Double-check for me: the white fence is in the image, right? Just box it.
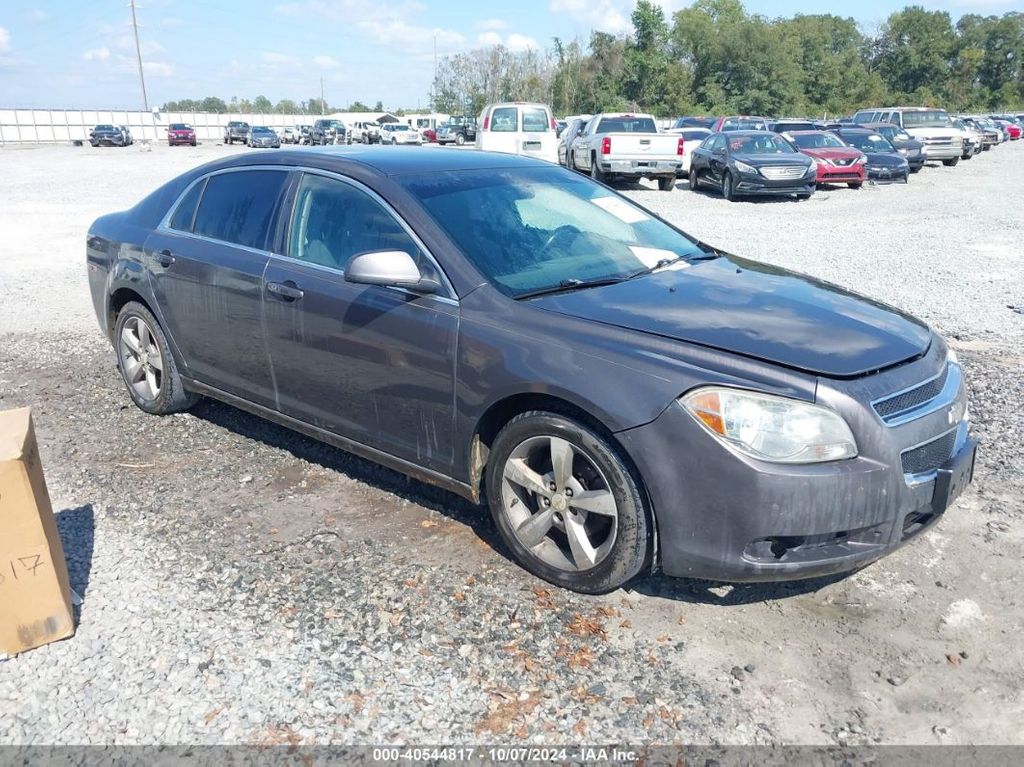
[0,109,321,144]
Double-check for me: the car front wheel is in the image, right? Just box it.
[486,412,651,594]
[722,171,736,201]
[115,302,197,415]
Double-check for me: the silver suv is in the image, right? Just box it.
[852,107,963,166]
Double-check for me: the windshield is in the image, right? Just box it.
[791,132,845,149]
[902,110,950,128]
[169,123,190,130]
[673,117,716,129]
[402,167,704,298]
[598,116,657,133]
[843,133,894,153]
[721,117,765,131]
[95,125,115,131]
[253,127,273,133]
[728,133,796,154]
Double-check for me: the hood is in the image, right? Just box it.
[891,137,923,150]
[733,153,811,168]
[530,256,931,378]
[905,127,959,140]
[798,147,862,162]
[863,152,907,166]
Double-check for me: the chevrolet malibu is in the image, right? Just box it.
[86,148,976,593]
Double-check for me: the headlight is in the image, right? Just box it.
[733,161,757,174]
[680,387,858,464]
[855,156,868,165]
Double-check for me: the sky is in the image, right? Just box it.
[0,0,1018,111]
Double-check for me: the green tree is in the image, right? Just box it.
[275,99,299,114]
[252,95,273,113]
[875,7,956,100]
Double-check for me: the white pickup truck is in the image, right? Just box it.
[566,113,682,190]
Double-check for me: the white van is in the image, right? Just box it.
[475,102,558,164]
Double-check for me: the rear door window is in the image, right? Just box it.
[168,178,206,232]
[522,107,550,132]
[192,170,289,251]
[490,107,518,132]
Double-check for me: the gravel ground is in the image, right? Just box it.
[1,140,1022,746]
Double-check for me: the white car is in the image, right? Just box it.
[664,127,711,176]
[475,102,558,164]
[281,127,299,144]
[380,124,422,145]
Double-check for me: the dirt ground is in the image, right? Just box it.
[0,140,1021,746]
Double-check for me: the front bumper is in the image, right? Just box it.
[867,165,909,182]
[815,165,865,184]
[617,344,975,582]
[921,143,962,160]
[733,170,816,195]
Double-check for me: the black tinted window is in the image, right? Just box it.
[193,170,287,250]
[168,179,206,232]
[288,173,421,271]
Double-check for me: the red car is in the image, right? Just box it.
[993,119,1021,140]
[711,115,770,132]
[786,130,866,188]
[422,128,437,143]
[167,123,196,146]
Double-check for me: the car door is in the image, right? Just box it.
[706,134,728,184]
[572,120,595,171]
[261,171,459,472]
[145,168,289,407]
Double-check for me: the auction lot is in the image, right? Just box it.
[1,141,1022,745]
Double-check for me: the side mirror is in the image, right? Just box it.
[344,250,440,294]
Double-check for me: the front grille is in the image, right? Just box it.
[832,158,855,167]
[760,165,807,180]
[923,138,955,146]
[874,367,949,421]
[901,429,956,475]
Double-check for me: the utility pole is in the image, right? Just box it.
[129,0,148,112]
[432,33,437,112]
[320,77,325,115]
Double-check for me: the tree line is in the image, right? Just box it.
[433,0,1024,117]
[159,96,386,115]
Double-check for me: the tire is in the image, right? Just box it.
[223,137,228,144]
[455,133,466,146]
[168,141,173,147]
[721,171,736,201]
[658,175,676,192]
[485,411,651,594]
[689,169,700,191]
[191,141,196,147]
[943,157,959,167]
[848,182,862,190]
[797,192,812,200]
[590,153,605,183]
[114,302,197,416]
[910,166,922,173]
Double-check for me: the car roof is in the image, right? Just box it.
[191,146,553,177]
[716,130,775,136]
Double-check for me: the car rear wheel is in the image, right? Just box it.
[721,171,736,201]
[658,176,676,191]
[114,302,197,415]
[590,154,605,183]
[942,157,959,167]
[486,412,650,594]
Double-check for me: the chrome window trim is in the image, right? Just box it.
[871,363,963,427]
[156,164,458,304]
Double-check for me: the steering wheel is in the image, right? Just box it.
[538,225,580,258]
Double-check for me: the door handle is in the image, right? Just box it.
[157,249,175,267]
[267,281,304,301]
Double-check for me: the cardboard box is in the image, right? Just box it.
[0,407,75,655]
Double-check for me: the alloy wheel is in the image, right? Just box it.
[500,435,618,572]
[119,316,164,401]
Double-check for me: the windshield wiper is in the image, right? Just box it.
[514,277,627,300]
[626,251,719,281]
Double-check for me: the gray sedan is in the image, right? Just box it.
[86,149,975,593]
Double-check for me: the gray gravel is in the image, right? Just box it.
[0,141,1022,745]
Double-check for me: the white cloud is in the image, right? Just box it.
[358,19,464,52]
[477,31,503,47]
[478,18,507,31]
[506,33,539,51]
[313,54,339,69]
[0,26,10,53]
[550,0,630,34]
[26,10,51,24]
[476,31,540,52]
[144,61,175,77]
[83,47,111,61]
